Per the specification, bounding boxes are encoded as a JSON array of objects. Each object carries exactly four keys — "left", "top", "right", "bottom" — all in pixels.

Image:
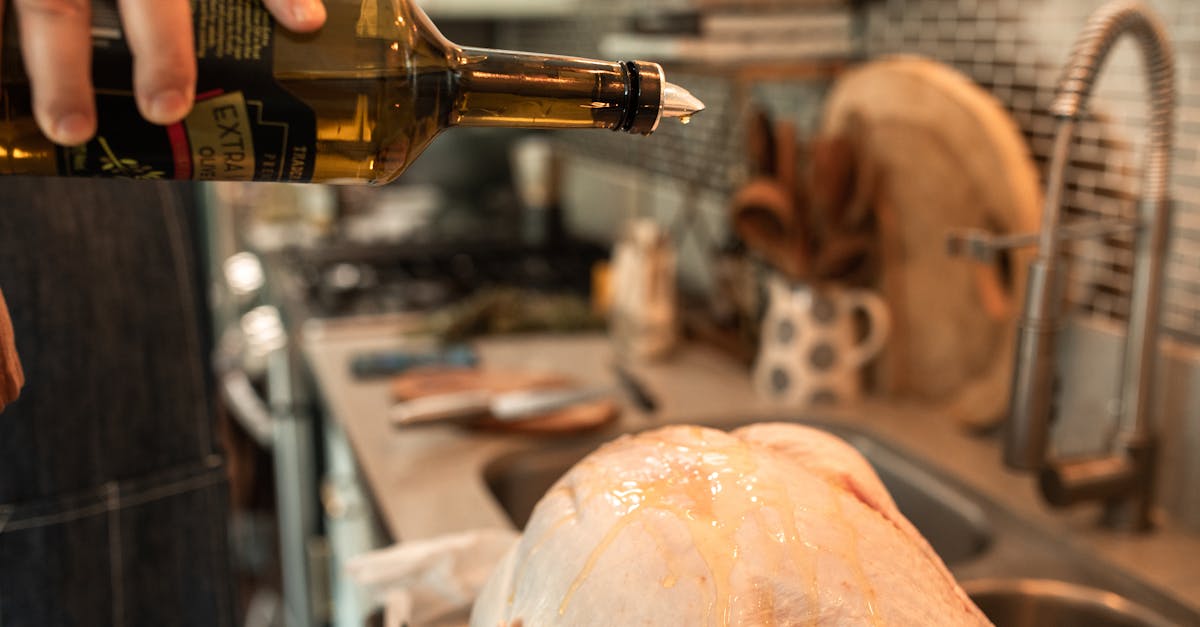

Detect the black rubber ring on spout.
[
  {"left": 616, "top": 61, "right": 641, "bottom": 133},
  {"left": 614, "top": 61, "right": 663, "bottom": 135}
]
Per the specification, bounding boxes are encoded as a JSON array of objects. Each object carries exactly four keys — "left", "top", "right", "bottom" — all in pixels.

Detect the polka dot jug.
[{"left": 753, "top": 275, "right": 891, "bottom": 406}]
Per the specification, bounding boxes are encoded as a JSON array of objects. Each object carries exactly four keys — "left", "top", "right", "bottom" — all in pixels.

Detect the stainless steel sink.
[
  {"left": 964, "top": 579, "right": 1177, "bottom": 627},
  {"left": 481, "top": 418, "right": 1200, "bottom": 626}
]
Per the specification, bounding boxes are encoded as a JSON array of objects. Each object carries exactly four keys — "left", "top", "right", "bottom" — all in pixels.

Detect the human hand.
[
  {"left": 6, "top": 0, "right": 326, "bottom": 146},
  {"left": 0, "top": 287, "right": 23, "bottom": 411}
]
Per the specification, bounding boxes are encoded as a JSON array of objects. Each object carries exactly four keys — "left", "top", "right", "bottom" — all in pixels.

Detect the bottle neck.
[{"left": 448, "top": 48, "right": 663, "bottom": 134}]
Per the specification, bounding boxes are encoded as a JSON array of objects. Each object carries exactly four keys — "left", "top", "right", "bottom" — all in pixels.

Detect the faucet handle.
[
  {"left": 945, "top": 228, "right": 1022, "bottom": 263},
  {"left": 945, "top": 217, "right": 1138, "bottom": 263}
]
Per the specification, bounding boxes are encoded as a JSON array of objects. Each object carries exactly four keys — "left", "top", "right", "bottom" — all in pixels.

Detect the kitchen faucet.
[{"left": 948, "top": 0, "right": 1175, "bottom": 531}]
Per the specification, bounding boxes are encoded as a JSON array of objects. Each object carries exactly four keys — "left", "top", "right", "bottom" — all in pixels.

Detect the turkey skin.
[{"left": 472, "top": 423, "right": 990, "bottom": 626}]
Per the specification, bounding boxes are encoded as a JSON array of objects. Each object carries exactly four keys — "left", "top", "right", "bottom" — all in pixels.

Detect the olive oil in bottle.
[{"left": 0, "top": 0, "right": 703, "bottom": 184}]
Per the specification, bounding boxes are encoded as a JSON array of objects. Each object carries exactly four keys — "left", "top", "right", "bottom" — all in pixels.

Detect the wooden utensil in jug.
[{"left": 731, "top": 110, "right": 812, "bottom": 280}]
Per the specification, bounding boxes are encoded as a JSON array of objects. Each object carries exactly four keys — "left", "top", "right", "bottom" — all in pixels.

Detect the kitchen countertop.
[{"left": 301, "top": 323, "right": 1200, "bottom": 609}]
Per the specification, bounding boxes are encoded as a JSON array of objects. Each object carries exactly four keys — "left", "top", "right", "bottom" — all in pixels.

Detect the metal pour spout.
[{"left": 661, "top": 82, "right": 705, "bottom": 120}]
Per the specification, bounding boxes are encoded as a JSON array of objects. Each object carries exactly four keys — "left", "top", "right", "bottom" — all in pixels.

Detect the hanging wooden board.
[{"left": 816, "top": 56, "right": 1043, "bottom": 429}]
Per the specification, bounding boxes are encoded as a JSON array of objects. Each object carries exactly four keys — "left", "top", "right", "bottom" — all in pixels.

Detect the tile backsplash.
[
  {"left": 863, "top": 0, "right": 1200, "bottom": 345},
  {"left": 497, "top": 0, "right": 1200, "bottom": 346}
]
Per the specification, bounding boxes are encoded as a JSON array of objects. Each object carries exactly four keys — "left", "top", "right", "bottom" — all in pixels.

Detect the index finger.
[
  {"left": 14, "top": 0, "right": 97, "bottom": 145},
  {"left": 261, "top": 0, "right": 325, "bottom": 33},
  {"left": 117, "top": 0, "right": 196, "bottom": 124}
]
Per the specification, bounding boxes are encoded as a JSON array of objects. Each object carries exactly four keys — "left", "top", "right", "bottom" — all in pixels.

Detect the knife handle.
[
  {"left": 613, "top": 363, "right": 658, "bottom": 414},
  {"left": 351, "top": 344, "right": 478, "bottom": 379}
]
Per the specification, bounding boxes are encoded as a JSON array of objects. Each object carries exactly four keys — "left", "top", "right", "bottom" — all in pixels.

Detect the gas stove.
[{"left": 275, "top": 239, "right": 608, "bottom": 321}]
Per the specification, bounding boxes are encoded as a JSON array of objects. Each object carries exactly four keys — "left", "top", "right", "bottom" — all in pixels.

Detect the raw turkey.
[{"left": 471, "top": 423, "right": 990, "bottom": 626}]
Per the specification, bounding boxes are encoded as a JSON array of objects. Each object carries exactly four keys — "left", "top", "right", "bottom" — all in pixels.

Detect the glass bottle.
[{"left": 0, "top": 0, "right": 703, "bottom": 184}]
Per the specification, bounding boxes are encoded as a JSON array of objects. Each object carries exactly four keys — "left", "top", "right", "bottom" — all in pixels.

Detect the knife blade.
[{"left": 390, "top": 385, "right": 613, "bottom": 426}]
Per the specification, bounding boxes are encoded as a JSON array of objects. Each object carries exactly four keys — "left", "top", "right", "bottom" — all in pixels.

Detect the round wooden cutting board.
[{"left": 817, "top": 55, "right": 1043, "bottom": 429}]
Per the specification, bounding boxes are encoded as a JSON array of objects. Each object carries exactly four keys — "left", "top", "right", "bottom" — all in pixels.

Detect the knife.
[{"left": 390, "top": 385, "right": 613, "bottom": 426}]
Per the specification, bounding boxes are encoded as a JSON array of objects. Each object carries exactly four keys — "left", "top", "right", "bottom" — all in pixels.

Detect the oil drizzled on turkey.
[{"left": 472, "top": 424, "right": 989, "bottom": 627}]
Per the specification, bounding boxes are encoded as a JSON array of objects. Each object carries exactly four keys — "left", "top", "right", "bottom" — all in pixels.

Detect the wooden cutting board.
[
  {"left": 816, "top": 56, "right": 1043, "bottom": 429},
  {"left": 390, "top": 368, "right": 619, "bottom": 434}
]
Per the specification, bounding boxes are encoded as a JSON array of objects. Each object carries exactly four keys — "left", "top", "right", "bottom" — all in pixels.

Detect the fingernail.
[
  {"left": 53, "top": 113, "right": 94, "bottom": 146},
  {"left": 148, "top": 89, "right": 191, "bottom": 124},
  {"left": 293, "top": 0, "right": 324, "bottom": 25},
  {"left": 293, "top": 0, "right": 311, "bottom": 23}
]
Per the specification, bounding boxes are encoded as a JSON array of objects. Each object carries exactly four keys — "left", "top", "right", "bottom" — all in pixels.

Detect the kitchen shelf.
[
  {"left": 416, "top": 0, "right": 580, "bottom": 19},
  {"left": 664, "top": 58, "right": 851, "bottom": 82}
]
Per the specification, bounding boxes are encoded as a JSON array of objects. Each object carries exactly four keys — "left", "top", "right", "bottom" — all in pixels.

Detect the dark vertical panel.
[{"left": 0, "top": 177, "right": 233, "bottom": 627}]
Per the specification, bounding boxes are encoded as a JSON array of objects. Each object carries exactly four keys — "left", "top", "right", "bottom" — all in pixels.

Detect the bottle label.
[{"left": 1, "top": 0, "right": 317, "bottom": 182}]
